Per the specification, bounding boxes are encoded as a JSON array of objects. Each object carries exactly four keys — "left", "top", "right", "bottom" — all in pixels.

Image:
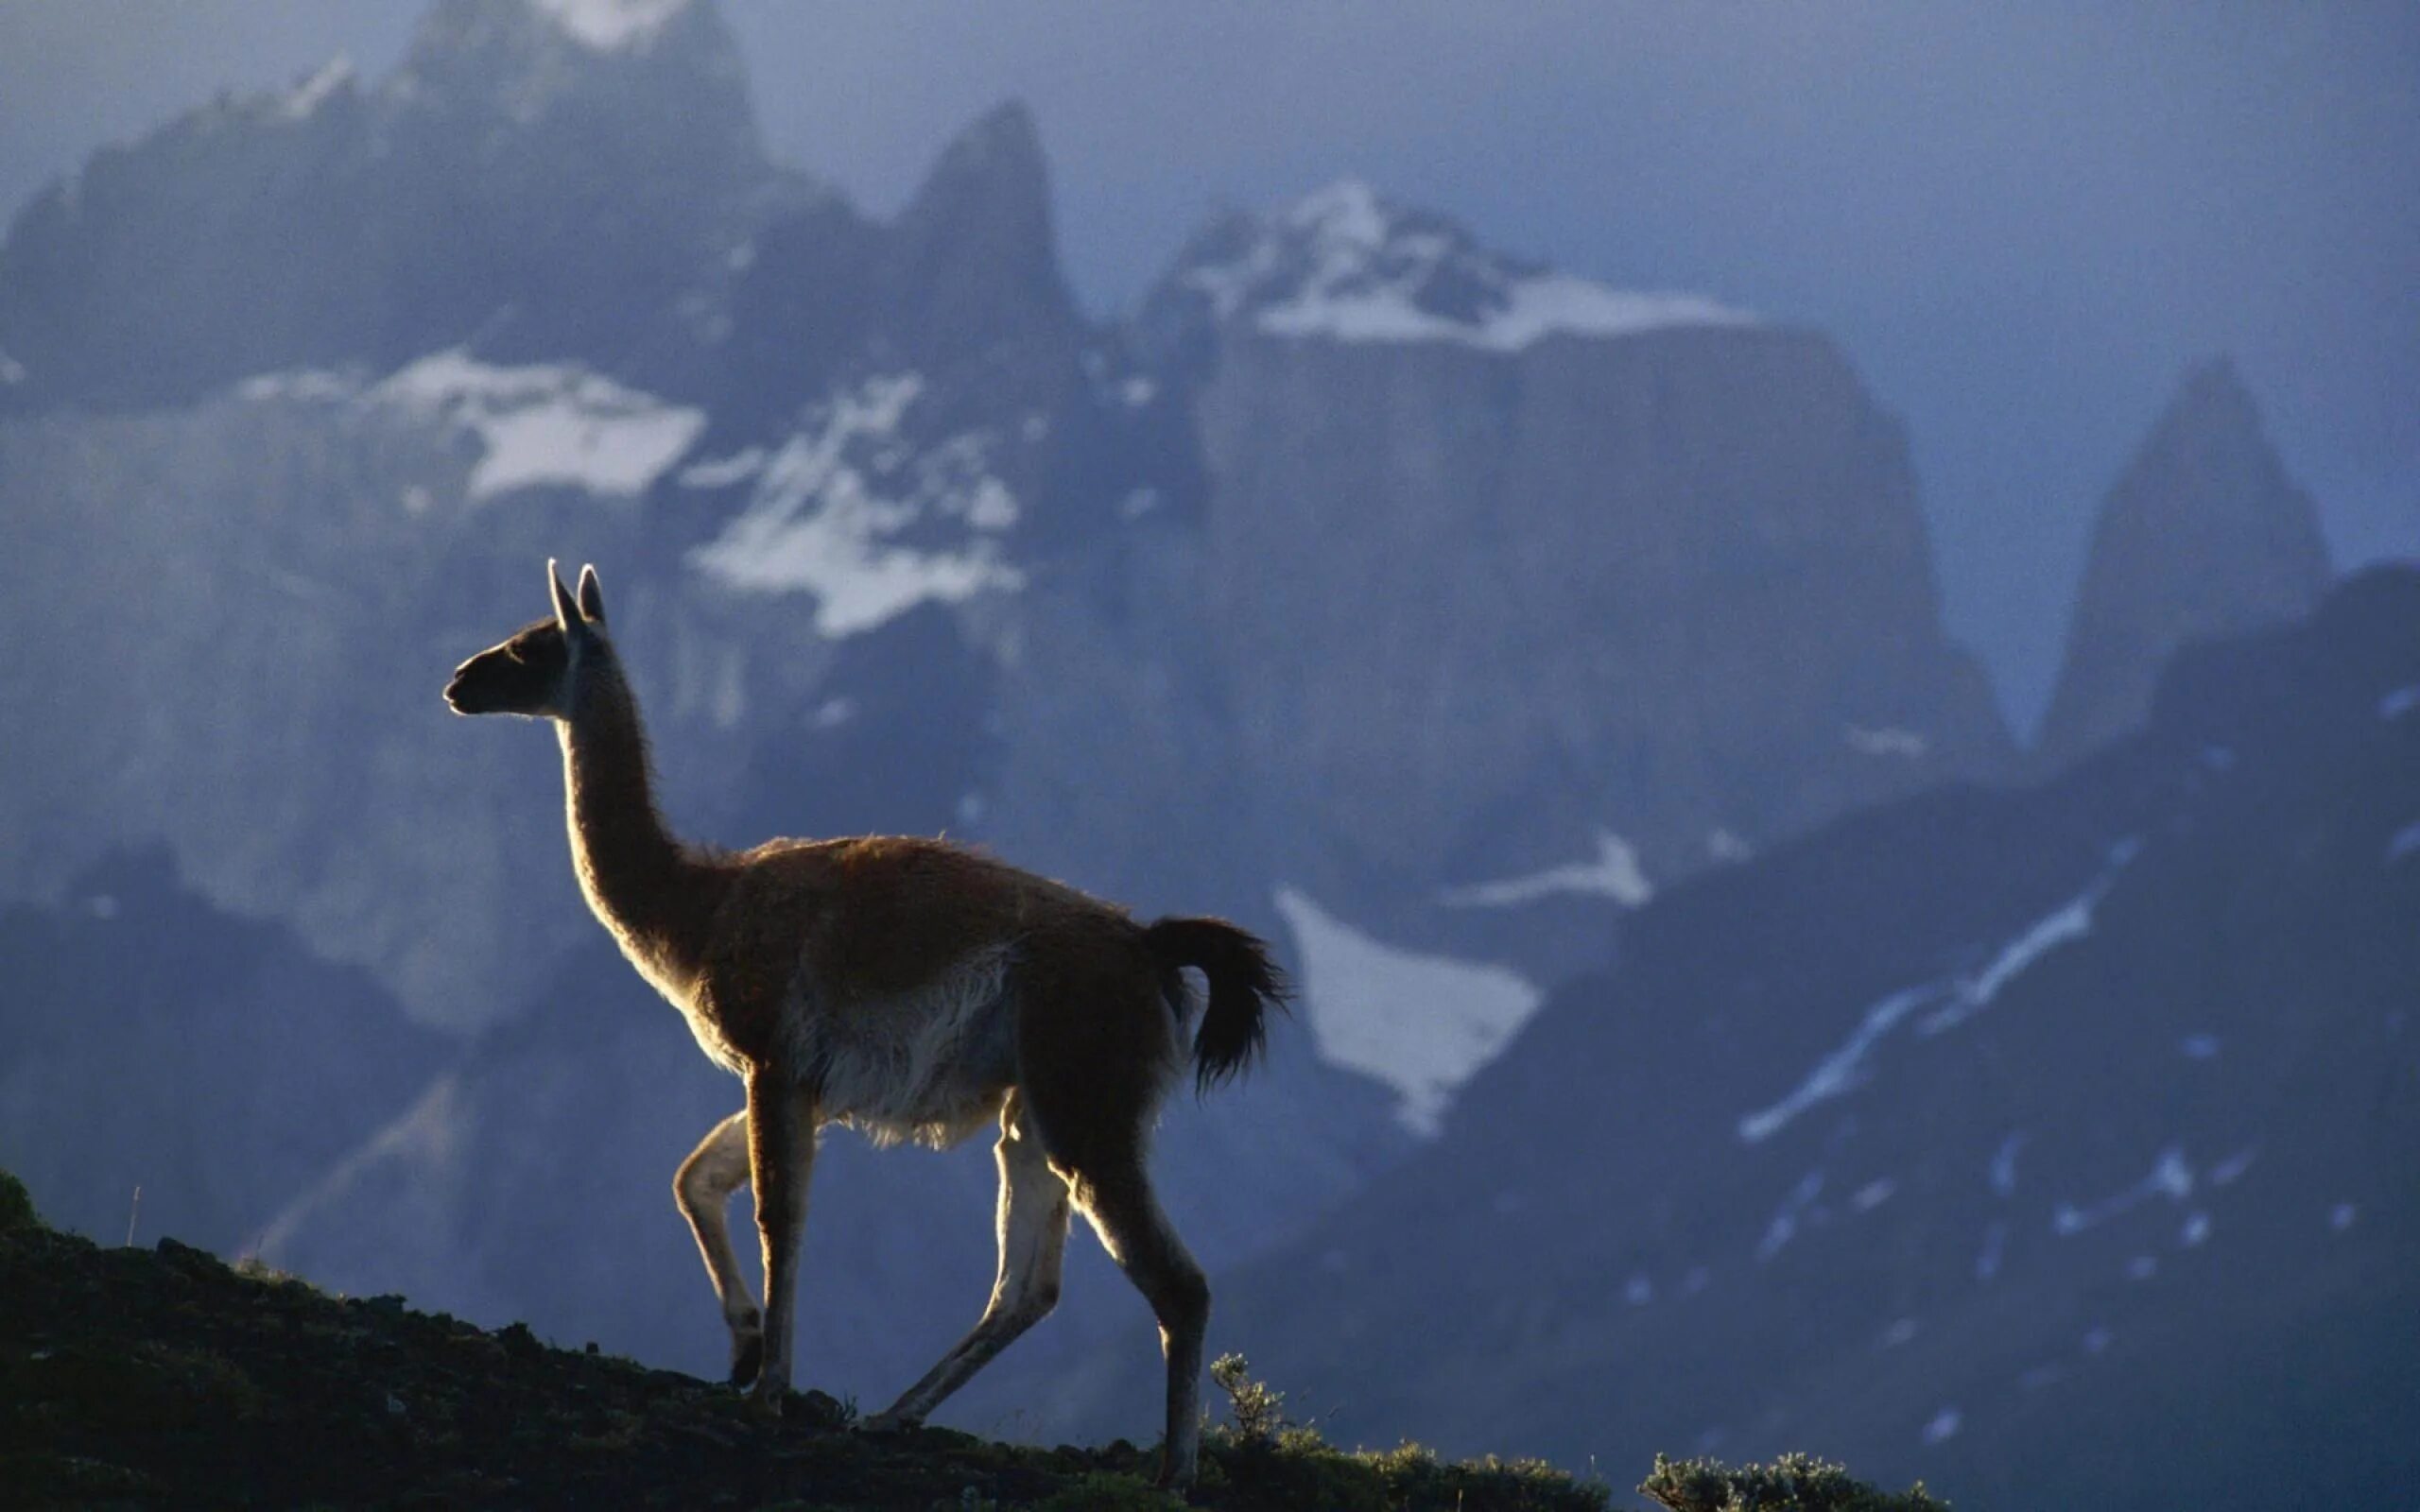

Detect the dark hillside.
[
  {"left": 0, "top": 1180, "right": 1951, "bottom": 1511},
  {"left": 0, "top": 1205, "right": 1607, "bottom": 1511}
]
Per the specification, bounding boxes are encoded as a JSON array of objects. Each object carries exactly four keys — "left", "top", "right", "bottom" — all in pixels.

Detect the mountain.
[
  {"left": 1116, "top": 180, "right": 2014, "bottom": 1024},
  {"left": 0, "top": 0, "right": 2091, "bottom": 1443},
  {"left": 0, "top": 849, "right": 447, "bottom": 1257},
  {"left": 1131, "top": 569, "right": 2420, "bottom": 1508},
  {"left": 0, "top": 0, "right": 791, "bottom": 412},
  {"left": 2035, "top": 356, "right": 2331, "bottom": 770}
]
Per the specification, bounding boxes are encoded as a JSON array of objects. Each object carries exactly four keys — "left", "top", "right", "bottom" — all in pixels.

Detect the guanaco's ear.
[
  {"left": 576, "top": 563, "right": 607, "bottom": 625},
  {"left": 547, "top": 558, "right": 581, "bottom": 635}
]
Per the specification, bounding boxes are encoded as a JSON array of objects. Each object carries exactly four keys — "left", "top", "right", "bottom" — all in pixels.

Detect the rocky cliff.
[
  {"left": 2035, "top": 357, "right": 2331, "bottom": 770},
  {"left": 1126, "top": 180, "right": 2013, "bottom": 1008}
]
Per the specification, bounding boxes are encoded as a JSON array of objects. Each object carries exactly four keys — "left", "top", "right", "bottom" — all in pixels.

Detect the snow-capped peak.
[
  {"left": 527, "top": 0, "right": 695, "bottom": 50},
  {"left": 1171, "top": 179, "right": 1753, "bottom": 352}
]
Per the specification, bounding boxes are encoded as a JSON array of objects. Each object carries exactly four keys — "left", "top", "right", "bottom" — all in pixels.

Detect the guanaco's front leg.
[{"left": 743, "top": 1067, "right": 816, "bottom": 1411}]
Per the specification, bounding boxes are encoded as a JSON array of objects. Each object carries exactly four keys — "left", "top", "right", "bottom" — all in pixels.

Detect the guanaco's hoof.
[
  {"left": 744, "top": 1383, "right": 789, "bottom": 1420},
  {"left": 728, "top": 1333, "right": 764, "bottom": 1388},
  {"left": 855, "top": 1409, "right": 919, "bottom": 1436}
]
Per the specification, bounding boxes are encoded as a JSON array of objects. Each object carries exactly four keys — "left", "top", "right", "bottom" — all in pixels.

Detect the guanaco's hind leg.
[
  {"left": 743, "top": 1069, "right": 817, "bottom": 1411},
  {"left": 1066, "top": 1155, "right": 1211, "bottom": 1489},
  {"left": 864, "top": 1091, "right": 1072, "bottom": 1431},
  {"left": 673, "top": 1108, "right": 763, "bottom": 1385}
]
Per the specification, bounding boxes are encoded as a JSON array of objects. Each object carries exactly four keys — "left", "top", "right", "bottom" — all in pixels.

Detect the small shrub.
[
  {"left": 1640, "top": 1452, "right": 1948, "bottom": 1512},
  {"left": 1208, "top": 1352, "right": 1287, "bottom": 1443},
  {"left": 232, "top": 1254, "right": 320, "bottom": 1292},
  {"left": 0, "top": 1165, "right": 38, "bottom": 1230}
]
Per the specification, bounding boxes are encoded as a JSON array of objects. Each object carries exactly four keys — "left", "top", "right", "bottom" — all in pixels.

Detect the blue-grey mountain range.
[{"left": 0, "top": 1, "right": 2393, "bottom": 1499}]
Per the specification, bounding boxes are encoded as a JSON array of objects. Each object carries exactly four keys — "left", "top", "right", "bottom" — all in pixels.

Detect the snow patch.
[
  {"left": 236, "top": 369, "right": 359, "bottom": 404},
  {"left": 1258, "top": 269, "right": 1751, "bottom": 351},
  {"left": 2330, "top": 1202, "right": 2359, "bottom": 1232},
  {"left": 1737, "top": 985, "right": 1939, "bottom": 1143},
  {"left": 1991, "top": 1131, "right": 2028, "bottom": 1197},
  {"left": 2379, "top": 683, "right": 2420, "bottom": 720},
  {"left": 372, "top": 351, "right": 704, "bottom": 501},
  {"left": 1741, "top": 850, "right": 2135, "bottom": 1143},
  {"left": 679, "top": 448, "right": 767, "bottom": 489},
  {"left": 688, "top": 375, "right": 1026, "bottom": 636},
  {"left": 1272, "top": 886, "right": 1543, "bottom": 1137},
  {"left": 1439, "top": 829, "right": 1653, "bottom": 909},
  {"left": 1845, "top": 725, "right": 1930, "bottom": 759},
  {"left": 1921, "top": 1407, "right": 1962, "bottom": 1446},
  {"left": 1879, "top": 1317, "right": 1919, "bottom": 1349},
  {"left": 1756, "top": 1169, "right": 1825, "bottom": 1262},
  {"left": 1624, "top": 1273, "right": 1654, "bottom": 1306},
  {"left": 253, "top": 1075, "right": 463, "bottom": 1262},
  {"left": 2180, "top": 1211, "right": 2211, "bottom": 1247},
  {"left": 529, "top": 0, "right": 692, "bottom": 49},
  {"left": 282, "top": 55, "right": 354, "bottom": 118},
  {"left": 0, "top": 347, "right": 24, "bottom": 385},
  {"left": 1707, "top": 828, "right": 1754, "bottom": 864},
  {"left": 2052, "top": 1146, "right": 2194, "bottom": 1235},
  {"left": 1852, "top": 1178, "right": 1897, "bottom": 1212},
  {"left": 1919, "top": 859, "right": 2130, "bottom": 1035},
  {"left": 1195, "top": 179, "right": 1752, "bottom": 352},
  {"left": 2180, "top": 1033, "right": 2221, "bottom": 1059}
]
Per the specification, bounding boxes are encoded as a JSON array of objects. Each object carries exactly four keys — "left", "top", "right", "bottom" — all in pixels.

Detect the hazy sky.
[{"left": 4, "top": 0, "right": 2413, "bottom": 730}]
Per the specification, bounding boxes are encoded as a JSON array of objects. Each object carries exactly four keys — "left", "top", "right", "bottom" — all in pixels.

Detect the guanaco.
[{"left": 443, "top": 561, "right": 1284, "bottom": 1487}]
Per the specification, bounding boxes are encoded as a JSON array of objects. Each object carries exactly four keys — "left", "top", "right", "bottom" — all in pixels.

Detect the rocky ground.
[{"left": 0, "top": 1174, "right": 1934, "bottom": 1510}]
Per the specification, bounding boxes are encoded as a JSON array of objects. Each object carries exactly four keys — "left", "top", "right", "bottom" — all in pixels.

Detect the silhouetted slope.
[{"left": 0, "top": 1205, "right": 1615, "bottom": 1510}]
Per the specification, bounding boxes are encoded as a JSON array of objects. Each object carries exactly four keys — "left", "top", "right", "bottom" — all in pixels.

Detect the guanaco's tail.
[{"left": 1144, "top": 916, "right": 1290, "bottom": 1093}]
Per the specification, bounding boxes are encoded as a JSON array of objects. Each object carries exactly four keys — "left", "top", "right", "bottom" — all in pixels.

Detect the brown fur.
[{"left": 443, "top": 562, "right": 1285, "bottom": 1487}]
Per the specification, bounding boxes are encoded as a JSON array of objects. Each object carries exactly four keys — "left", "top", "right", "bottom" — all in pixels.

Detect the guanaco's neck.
[{"left": 557, "top": 646, "right": 723, "bottom": 993}]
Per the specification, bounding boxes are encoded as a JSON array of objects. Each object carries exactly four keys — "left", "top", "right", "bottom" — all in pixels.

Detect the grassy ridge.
[
  {"left": 0, "top": 1177, "right": 1939, "bottom": 1510},
  {"left": 0, "top": 1198, "right": 1598, "bottom": 1510}
]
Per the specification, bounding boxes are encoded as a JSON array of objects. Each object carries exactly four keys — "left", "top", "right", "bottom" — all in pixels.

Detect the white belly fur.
[{"left": 792, "top": 945, "right": 1018, "bottom": 1149}]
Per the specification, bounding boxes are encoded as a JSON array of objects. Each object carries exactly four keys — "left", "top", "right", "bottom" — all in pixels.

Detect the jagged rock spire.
[
  {"left": 888, "top": 101, "right": 1077, "bottom": 359},
  {"left": 2036, "top": 356, "right": 2331, "bottom": 769}
]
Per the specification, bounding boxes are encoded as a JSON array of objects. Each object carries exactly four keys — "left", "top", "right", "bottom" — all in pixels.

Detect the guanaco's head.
[{"left": 443, "top": 559, "right": 612, "bottom": 720}]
